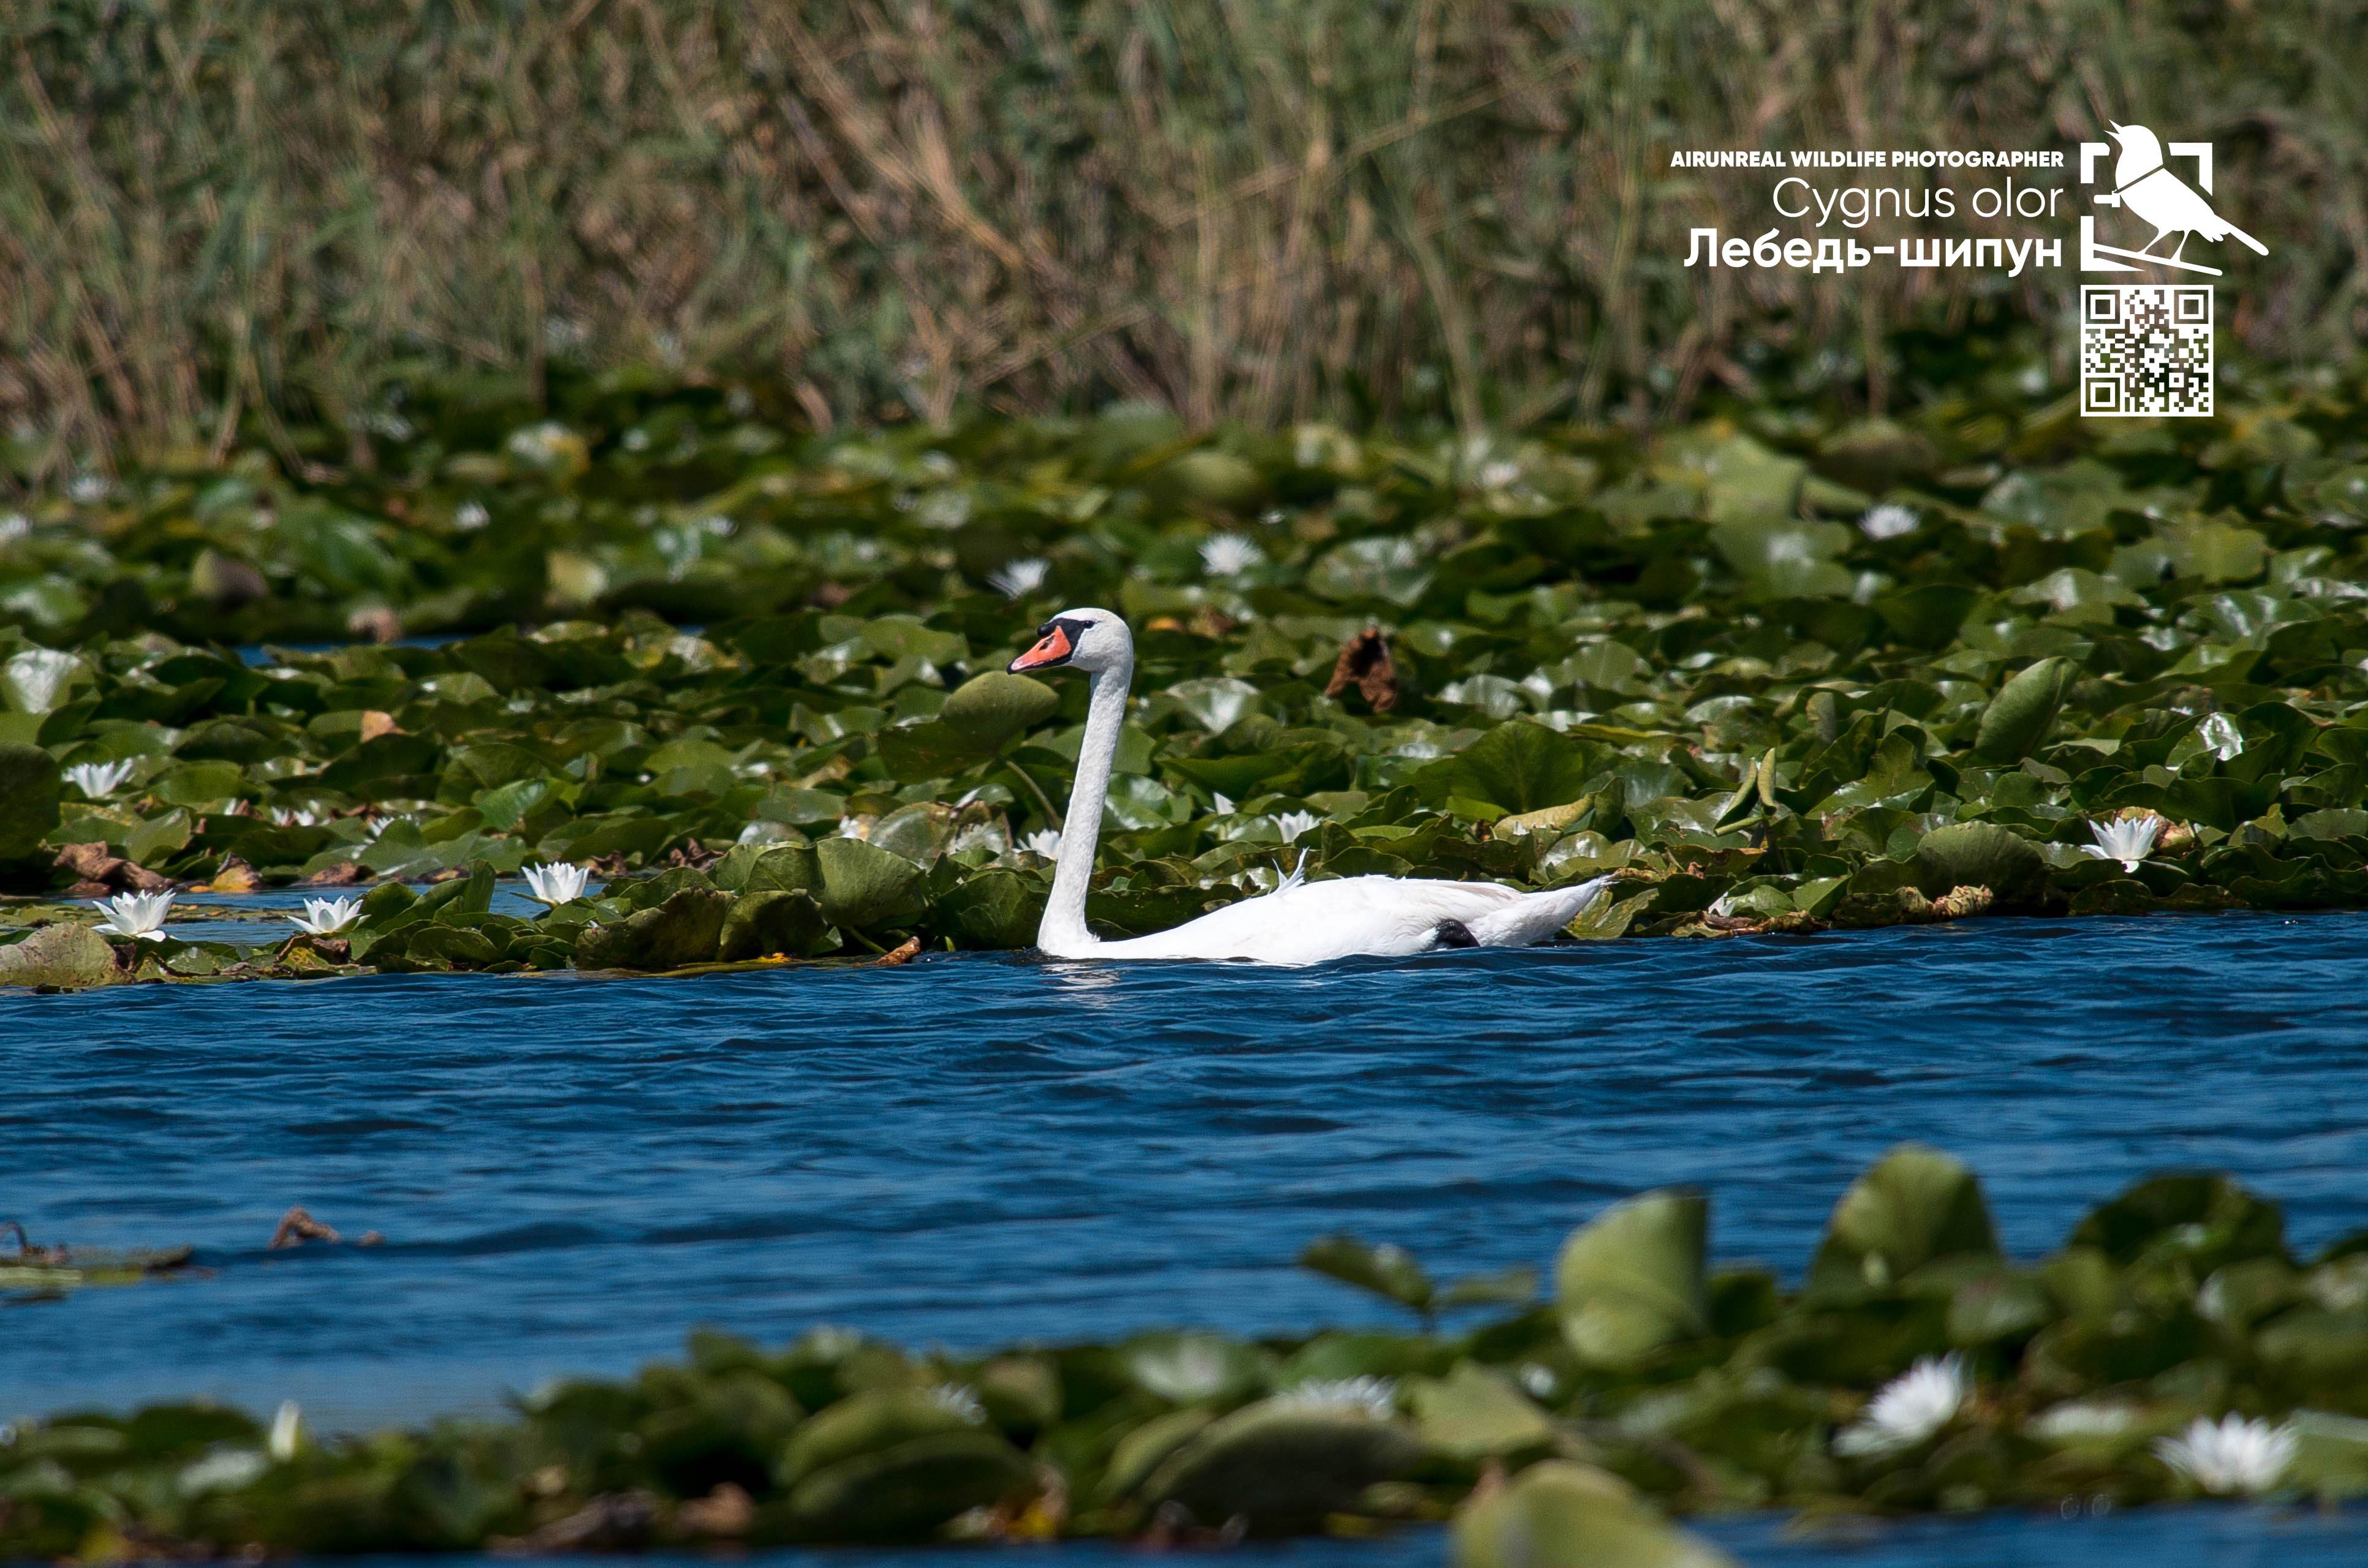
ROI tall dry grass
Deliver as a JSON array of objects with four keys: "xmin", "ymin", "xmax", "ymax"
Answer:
[{"xmin": 3, "ymin": 0, "xmax": 2363, "ymax": 472}]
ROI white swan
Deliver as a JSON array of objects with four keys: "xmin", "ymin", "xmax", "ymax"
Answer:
[{"xmin": 1008, "ymin": 608, "xmax": 1612, "ymax": 964}]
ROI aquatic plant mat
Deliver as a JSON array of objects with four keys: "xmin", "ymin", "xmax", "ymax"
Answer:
[
  {"xmin": 9, "ymin": 1147, "xmax": 2368, "ymax": 1562},
  {"xmin": 10, "ymin": 372, "xmax": 2368, "ymax": 981}
]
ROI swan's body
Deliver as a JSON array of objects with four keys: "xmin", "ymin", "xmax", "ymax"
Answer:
[{"xmin": 1008, "ymin": 608, "xmax": 1609, "ymax": 965}]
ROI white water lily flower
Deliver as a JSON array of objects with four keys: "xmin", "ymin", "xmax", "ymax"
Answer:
[
  {"xmin": 64, "ymin": 760, "xmax": 136, "ymax": 798},
  {"xmin": 948, "ymin": 823, "xmax": 1007, "ymax": 856},
  {"xmin": 268, "ymin": 1401, "xmax": 303, "ymax": 1463},
  {"xmin": 1020, "ymin": 828, "xmax": 1062, "ymax": 860},
  {"xmin": 523, "ymin": 862, "xmax": 591, "ymax": 905},
  {"xmin": 93, "ymin": 890, "xmax": 175, "ymax": 943},
  {"xmin": 1200, "ymin": 534, "xmax": 1265, "ymax": 577},
  {"xmin": 287, "ymin": 896, "xmax": 363, "ymax": 936},
  {"xmin": 1274, "ymin": 1376, "xmax": 1397, "ymax": 1420},
  {"xmin": 0, "ymin": 513, "xmax": 29, "ymax": 543},
  {"xmin": 1835, "ymin": 1354, "xmax": 1968, "ymax": 1457},
  {"xmin": 2081, "ymin": 815, "xmax": 2161, "ymax": 873},
  {"xmin": 1859, "ymin": 503, "xmax": 1921, "ymax": 541},
  {"xmin": 1272, "ymin": 810, "xmax": 1322, "ymax": 845},
  {"xmin": 6, "ymin": 648, "xmax": 80, "ymax": 714},
  {"xmin": 2198, "ymin": 712, "xmax": 2244, "ymax": 762},
  {"xmin": 923, "ymin": 1384, "xmax": 985, "ymax": 1424},
  {"xmin": 986, "ymin": 557, "xmax": 1050, "ymax": 599},
  {"xmin": 68, "ymin": 473, "xmax": 112, "ymax": 504},
  {"xmin": 1211, "ymin": 793, "xmax": 1236, "ymax": 816},
  {"xmin": 453, "ymin": 500, "xmax": 491, "ymax": 531},
  {"xmin": 2154, "ymin": 1414, "xmax": 2296, "ymax": 1495},
  {"xmin": 270, "ymin": 806, "xmax": 322, "ymax": 827}
]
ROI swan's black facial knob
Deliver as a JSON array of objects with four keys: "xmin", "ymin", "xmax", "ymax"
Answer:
[{"xmin": 1008, "ymin": 616, "xmax": 1091, "ymax": 673}]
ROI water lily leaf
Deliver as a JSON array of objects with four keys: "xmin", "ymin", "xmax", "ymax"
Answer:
[
  {"xmin": 717, "ymin": 889, "xmax": 830, "ymax": 960},
  {"xmin": 736, "ymin": 843, "xmax": 822, "ymax": 897},
  {"xmin": 1806, "ymin": 1144, "xmax": 1999, "ymax": 1297},
  {"xmin": 932, "ymin": 869, "xmax": 1042, "ymax": 949},
  {"xmin": 0, "ymin": 741, "xmax": 63, "ymax": 859},
  {"xmin": 1423, "ymin": 721, "xmax": 1593, "ymax": 818},
  {"xmin": 814, "ymin": 837, "xmax": 927, "ymax": 930},
  {"xmin": 1100, "ymin": 1408, "xmax": 1216, "ymax": 1502},
  {"xmin": 1555, "ymin": 1189, "xmax": 1709, "ymax": 1367},
  {"xmin": 1299, "ymin": 1235, "xmax": 1434, "ymax": 1314},
  {"xmin": 1141, "ymin": 1400, "xmax": 1423, "ymax": 1531},
  {"xmin": 151, "ymin": 760, "xmax": 244, "ymax": 809},
  {"xmin": 1913, "ymin": 822, "xmax": 2045, "ymax": 905},
  {"xmin": 1452, "ymin": 1460, "xmax": 1738, "ymax": 1568},
  {"xmin": 783, "ymin": 1432, "xmax": 1032, "ymax": 1541},
  {"xmin": 0, "ymin": 923, "xmax": 123, "ymax": 988},
  {"xmin": 1164, "ymin": 677, "xmax": 1265, "ymax": 734},
  {"xmin": 868, "ymin": 803, "xmax": 959, "ymax": 865},
  {"xmin": 1164, "ymin": 448, "xmax": 1263, "ymax": 508},
  {"xmin": 1973, "ymin": 657, "xmax": 2075, "ymax": 763},
  {"xmin": 938, "ymin": 672, "xmax": 1057, "ymax": 747},
  {"xmin": 573, "ymin": 888, "xmax": 730, "ymax": 970},
  {"xmin": 778, "ymin": 1388, "xmax": 989, "ymax": 1483},
  {"xmin": 1404, "ymin": 1363, "xmax": 1554, "ymax": 1459},
  {"xmin": 2067, "ymin": 1172, "xmax": 2287, "ymax": 1275},
  {"xmin": 1307, "ymin": 537, "xmax": 1432, "ymax": 607}
]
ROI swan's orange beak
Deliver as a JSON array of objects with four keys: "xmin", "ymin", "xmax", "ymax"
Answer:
[{"xmin": 1008, "ymin": 623, "xmax": 1074, "ymax": 672}]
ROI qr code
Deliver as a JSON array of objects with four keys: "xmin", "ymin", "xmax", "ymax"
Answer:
[{"xmin": 2081, "ymin": 285, "xmax": 2212, "ymax": 417}]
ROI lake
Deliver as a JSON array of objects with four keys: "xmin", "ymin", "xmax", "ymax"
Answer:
[{"xmin": 9, "ymin": 909, "xmax": 2368, "ymax": 1563}]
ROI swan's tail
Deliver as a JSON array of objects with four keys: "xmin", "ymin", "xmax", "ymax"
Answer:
[{"xmin": 1467, "ymin": 875, "xmax": 1614, "ymax": 948}]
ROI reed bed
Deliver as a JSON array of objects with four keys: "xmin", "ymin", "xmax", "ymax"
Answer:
[{"xmin": 4, "ymin": 0, "xmax": 2364, "ymax": 476}]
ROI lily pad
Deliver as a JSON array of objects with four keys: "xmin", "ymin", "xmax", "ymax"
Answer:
[
  {"xmin": 1805, "ymin": 1144, "xmax": 1999, "ymax": 1297},
  {"xmin": 1140, "ymin": 1399, "xmax": 1424, "ymax": 1529},
  {"xmin": 0, "ymin": 742, "xmax": 63, "ymax": 859},
  {"xmin": 1973, "ymin": 657, "xmax": 2075, "ymax": 764},
  {"xmin": 717, "ymin": 889, "xmax": 830, "ymax": 961},
  {"xmin": 1555, "ymin": 1189, "xmax": 1709, "ymax": 1367},
  {"xmin": 0, "ymin": 923, "xmax": 123, "ymax": 988},
  {"xmin": 1452, "ymin": 1460, "xmax": 1737, "ymax": 1568},
  {"xmin": 814, "ymin": 838, "xmax": 928, "ymax": 930},
  {"xmin": 937, "ymin": 673, "xmax": 1058, "ymax": 747},
  {"xmin": 573, "ymin": 888, "xmax": 731, "ymax": 971}
]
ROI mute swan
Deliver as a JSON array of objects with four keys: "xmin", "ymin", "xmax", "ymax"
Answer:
[{"xmin": 1008, "ymin": 608, "xmax": 1611, "ymax": 964}]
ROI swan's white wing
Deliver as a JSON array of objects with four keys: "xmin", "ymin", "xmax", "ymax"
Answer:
[{"xmin": 1092, "ymin": 875, "xmax": 1607, "ymax": 965}]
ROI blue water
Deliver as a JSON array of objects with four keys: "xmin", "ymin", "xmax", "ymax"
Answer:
[{"xmin": 9, "ymin": 910, "xmax": 2368, "ymax": 1564}]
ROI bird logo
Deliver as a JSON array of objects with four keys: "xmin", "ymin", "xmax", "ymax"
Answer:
[{"xmin": 2087, "ymin": 123, "xmax": 2265, "ymax": 274}]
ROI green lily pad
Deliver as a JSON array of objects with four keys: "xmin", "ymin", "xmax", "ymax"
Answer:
[
  {"xmin": 782, "ymin": 1432, "xmax": 1032, "ymax": 1541},
  {"xmin": 1140, "ymin": 1399, "xmax": 1424, "ymax": 1530},
  {"xmin": 573, "ymin": 888, "xmax": 731, "ymax": 971},
  {"xmin": 939, "ymin": 673, "xmax": 1058, "ymax": 748},
  {"xmin": 1404, "ymin": 1363, "xmax": 1555, "ymax": 1459},
  {"xmin": 1452, "ymin": 1460, "xmax": 1737, "ymax": 1568},
  {"xmin": 1806, "ymin": 1144, "xmax": 1999, "ymax": 1297},
  {"xmin": 1973, "ymin": 657, "xmax": 2075, "ymax": 764},
  {"xmin": 717, "ymin": 889, "xmax": 830, "ymax": 960},
  {"xmin": 0, "ymin": 741, "xmax": 63, "ymax": 859},
  {"xmin": 814, "ymin": 837, "xmax": 928, "ymax": 930},
  {"xmin": 0, "ymin": 923, "xmax": 124, "ymax": 989},
  {"xmin": 1913, "ymin": 822, "xmax": 2046, "ymax": 904},
  {"xmin": 1555, "ymin": 1189, "xmax": 1709, "ymax": 1367}
]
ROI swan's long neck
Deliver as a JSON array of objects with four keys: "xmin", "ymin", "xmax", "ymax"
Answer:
[{"xmin": 1038, "ymin": 658, "xmax": 1131, "ymax": 954}]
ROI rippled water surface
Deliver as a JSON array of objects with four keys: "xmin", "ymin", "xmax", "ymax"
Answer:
[{"xmin": 10, "ymin": 911, "xmax": 2368, "ymax": 1563}]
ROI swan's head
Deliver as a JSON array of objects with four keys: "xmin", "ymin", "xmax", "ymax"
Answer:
[{"xmin": 1008, "ymin": 607, "xmax": 1132, "ymax": 675}]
